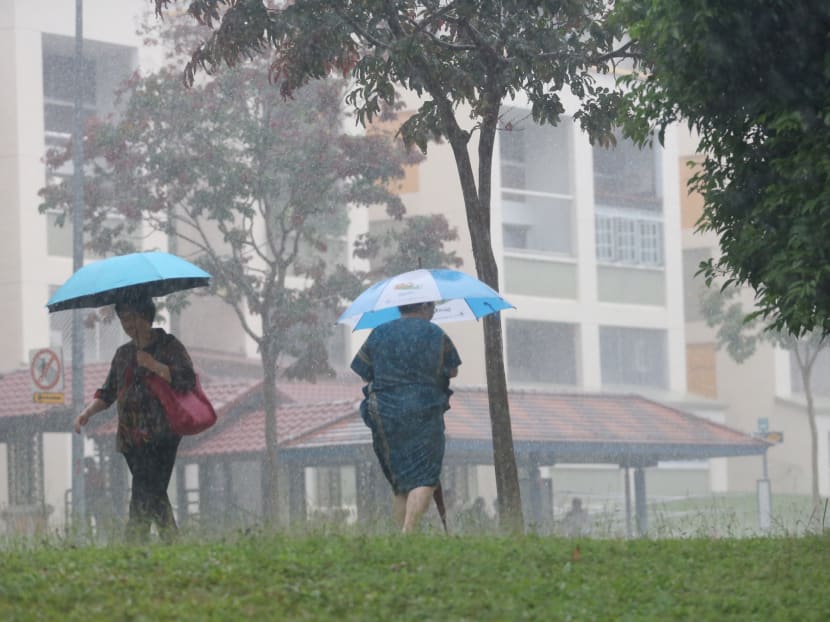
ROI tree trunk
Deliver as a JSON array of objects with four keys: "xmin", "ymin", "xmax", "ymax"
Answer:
[
  {"xmin": 796, "ymin": 350, "xmax": 822, "ymax": 521},
  {"xmin": 801, "ymin": 372, "xmax": 821, "ymax": 512},
  {"xmin": 261, "ymin": 345, "xmax": 280, "ymax": 524},
  {"xmin": 444, "ymin": 112, "xmax": 524, "ymax": 533}
]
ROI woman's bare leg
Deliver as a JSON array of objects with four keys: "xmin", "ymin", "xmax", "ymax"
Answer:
[
  {"xmin": 402, "ymin": 485, "xmax": 436, "ymax": 533},
  {"xmin": 392, "ymin": 494, "xmax": 407, "ymax": 529}
]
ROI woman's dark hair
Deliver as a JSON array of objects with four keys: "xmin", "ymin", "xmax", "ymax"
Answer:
[
  {"xmin": 115, "ymin": 296, "xmax": 156, "ymax": 323},
  {"xmin": 398, "ymin": 301, "xmax": 435, "ymax": 314}
]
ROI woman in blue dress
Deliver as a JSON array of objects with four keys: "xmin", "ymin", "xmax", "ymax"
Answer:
[{"xmin": 351, "ymin": 301, "xmax": 462, "ymax": 533}]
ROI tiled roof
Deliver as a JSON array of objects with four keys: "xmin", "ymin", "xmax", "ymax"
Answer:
[
  {"xmin": 180, "ymin": 400, "xmax": 360, "ymax": 459},
  {"xmin": 282, "ymin": 414, "xmax": 368, "ymax": 450},
  {"xmin": 446, "ymin": 388, "xmax": 756, "ymax": 446},
  {"xmin": 276, "ymin": 379, "xmax": 363, "ymax": 405},
  {"xmin": 182, "ymin": 387, "xmax": 769, "ymax": 463},
  {"xmin": 440, "ymin": 388, "xmax": 769, "ymax": 460}
]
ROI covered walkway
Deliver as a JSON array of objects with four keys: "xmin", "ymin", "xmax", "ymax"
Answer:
[{"xmin": 181, "ymin": 385, "xmax": 770, "ymax": 535}]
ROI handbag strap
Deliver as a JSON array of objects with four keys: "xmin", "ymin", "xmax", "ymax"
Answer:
[{"xmin": 118, "ymin": 360, "xmax": 136, "ymax": 401}]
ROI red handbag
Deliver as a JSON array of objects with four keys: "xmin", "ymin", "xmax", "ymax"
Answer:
[{"xmin": 145, "ymin": 373, "xmax": 217, "ymax": 436}]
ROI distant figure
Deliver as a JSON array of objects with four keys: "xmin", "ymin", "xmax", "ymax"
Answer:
[
  {"xmin": 351, "ymin": 300, "xmax": 462, "ymax": 533},
  {"xmin": 457, "ymin": 496, "xmax": 494, "ymax": 533},
  {"xmin": 563, "ymin": 497, "xmax": 591, "ymax": 537}
]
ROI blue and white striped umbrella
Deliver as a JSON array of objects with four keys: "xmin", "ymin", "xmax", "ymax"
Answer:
[{"xmin": 337, "ymin": 268, "xmax": 514, "ymax": 330}]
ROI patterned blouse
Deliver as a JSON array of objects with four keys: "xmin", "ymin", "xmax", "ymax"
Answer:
[{"xmin": 95, "ymin": 328, "xmax": 196, "ymax": 453}]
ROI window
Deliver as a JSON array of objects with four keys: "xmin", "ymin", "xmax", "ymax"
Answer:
[
  {"xmin": 43, "ymin": 53, "xmax": 96, "ymax": 148},
  {"xmin": 593, "ymin": 131, "xmax": 661, "ymax": 210},
  {"xmin": 595, "ymin": 211, "xmax": 664, "ymax": 267},
  {"xmin": 499, "ymin": 109, "xmax": 573, "ymax": 255},
  {"xmin": 594, "ymin": 131, "xmax": 664, "ymax": 268},
  {"xmin": 306, "ymin": 466, "xmax": 357, "ymax": 522},
  {"xmin": 42, "ymin": 49, "xmax": 97, "ymax": 254},
  {"xmin": 506, "ymin": 320, "xmax": 578, "ymax": 385},
  {"xmin": 600, "ymin": 326, "xmax": 668, "ymax": 388},
  {"xmin": 42, "ymin": 36, "xmax": 138, "ymax": 257},
  {"xmin": 790, "ymin": 345, "xmax": 830, "ymax": 398}
]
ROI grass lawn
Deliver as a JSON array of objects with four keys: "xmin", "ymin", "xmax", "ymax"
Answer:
[{"xmin": 1, "ymin": 533, "xmax": 829, "ymax": 621}]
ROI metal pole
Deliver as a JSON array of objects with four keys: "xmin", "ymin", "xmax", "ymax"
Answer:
[
  {"xmin": 758, "ymin": 450, "xmax": 772, "ymax": 532},
  {"xmin": 623, "ymin": 465, "xmax": 632, "ymax": 538},
  {"xmin": 70, "ymin": 0, "xmax": 86, "ymax": 528}
]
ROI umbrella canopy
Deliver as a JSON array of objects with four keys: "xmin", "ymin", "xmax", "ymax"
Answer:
[
  {"xmin": 47, "ymin": 251, "xmax": 211, "ymax": 312},
  {"xmin": 337, "ymin": 268, "xmax": 514, "ymax": 330}
]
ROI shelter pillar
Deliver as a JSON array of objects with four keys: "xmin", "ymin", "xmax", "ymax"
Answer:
[
  {"xmin": 623, "ymin": 466, "xmax": 633, "ymax": 538},
  {"xmin": 634, "ymin": 466, "xmax": 648, "ymax": 536},
  {"xmin": 175, "ymin": 462, "xmax": 188, "ymax": 528},
  {"xmin": 221, "ymin": 461, "xmax": 233, "ymax": 529},
  {"xmin": 520, "ymin": 454, "xmax": 551, "ymax": 531},
  {"xmin": 199, "ymin": 459, "xmax": 229, "ymax": 532},
  {"xmin": 287, "ymin": 460, "xmax": 307, "ymax": 525}
]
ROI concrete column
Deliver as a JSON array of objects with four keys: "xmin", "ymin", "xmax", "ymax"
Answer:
[
  {"xmin": 287, "ymin": 460, "xmax": 307, "ymax": 525},
  {"xmin": 634, "ymin": 466, "xmax": 648, "ymax": 537}
]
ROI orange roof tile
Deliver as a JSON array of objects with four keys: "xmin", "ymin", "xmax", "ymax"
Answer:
[
  {"xmin": 180, "ymin": 400, "xmax": 360, "ymax": 459},
  {"xmin": 276, "ymin": 379, "xmax": 363, "ymax": 404}
]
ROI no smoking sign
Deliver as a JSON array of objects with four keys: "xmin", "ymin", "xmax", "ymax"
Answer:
[{"xmin": 30, "ymin": 348, "xmax": 64, "ymax": 393}]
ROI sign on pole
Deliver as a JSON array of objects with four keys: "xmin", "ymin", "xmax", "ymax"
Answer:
[
  {"xmin": 754, "ymin": 430, "xmax": 784, "ymax": 444},
  {"xmin": 30, "ymin": 347, "xmax": 65, "ymax": 404}
]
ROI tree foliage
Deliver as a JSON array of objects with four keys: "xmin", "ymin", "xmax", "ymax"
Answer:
[
  {"xmin": 151, "ymin": 0, "xmax": 635, "ymax": 533},
  {"xmin": 354, "ymin": 215, "xmax": 463, "ymax": 279},
  {"xmin": 618, "ymin": 0, "xmax": 830, "ymax": 336},
  {"xmin": 701, "ymin": 284, "xmax": 826, "ymax": 507},
  {"xmin": 39, "ymin": 12, "xmax": 459, "ymax": 520}
]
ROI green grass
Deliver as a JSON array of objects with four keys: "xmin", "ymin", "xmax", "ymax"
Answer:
[{"xmin": 1, "ymin": 533, "xmax": 829, "ymax": 621}]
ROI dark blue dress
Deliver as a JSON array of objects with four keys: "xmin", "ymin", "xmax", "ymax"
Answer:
[{"xmin": 351, "ymin": 318, "xmax": 462, "ymax": 495}]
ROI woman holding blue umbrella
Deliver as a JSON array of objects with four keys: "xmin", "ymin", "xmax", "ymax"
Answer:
[
  {"xmin": 350, "ymin": 300, "xmax": 462, "ymax": 533},
  {"xmin": 73, "ymin": 295, "xmax": 196, "ymax": 543},
  {"xmin": 50, "ymin": 252, "xmax": 209, "ymax": 542}
]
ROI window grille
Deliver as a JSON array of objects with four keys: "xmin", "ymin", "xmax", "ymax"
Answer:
[{"xmin": 595, "ymin": 210, "xmax": 664, "ymax": 267}]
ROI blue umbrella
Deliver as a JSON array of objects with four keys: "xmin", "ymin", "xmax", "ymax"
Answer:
[
  {"xmin": 47, "ymin": 251, "xmax": 211, "ymax": 312},
  {"xmin": 337, "ymin": 268, "xmax": 514, "ymax": 330}
]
